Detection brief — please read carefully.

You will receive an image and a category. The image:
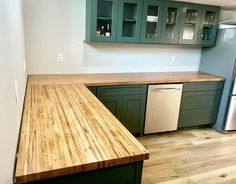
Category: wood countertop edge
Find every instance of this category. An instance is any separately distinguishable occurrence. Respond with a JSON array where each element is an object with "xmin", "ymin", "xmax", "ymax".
[
  {"xmin": 83, "ymin": 78, "xmax": 225, "ymax": 86},
  {"xmin": 15, "ymin": 153, "xmax": 149, "ymax": 184}
]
